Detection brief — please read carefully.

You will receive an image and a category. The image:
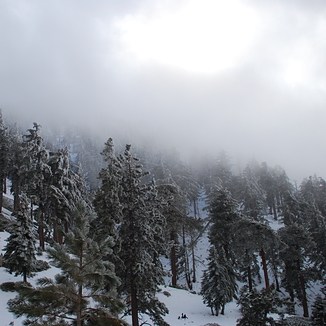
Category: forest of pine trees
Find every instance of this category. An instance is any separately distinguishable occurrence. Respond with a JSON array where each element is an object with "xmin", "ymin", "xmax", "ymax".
[{"xmin": 1, "ymin": 111, "xmax": 326, "ymax": 325}]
